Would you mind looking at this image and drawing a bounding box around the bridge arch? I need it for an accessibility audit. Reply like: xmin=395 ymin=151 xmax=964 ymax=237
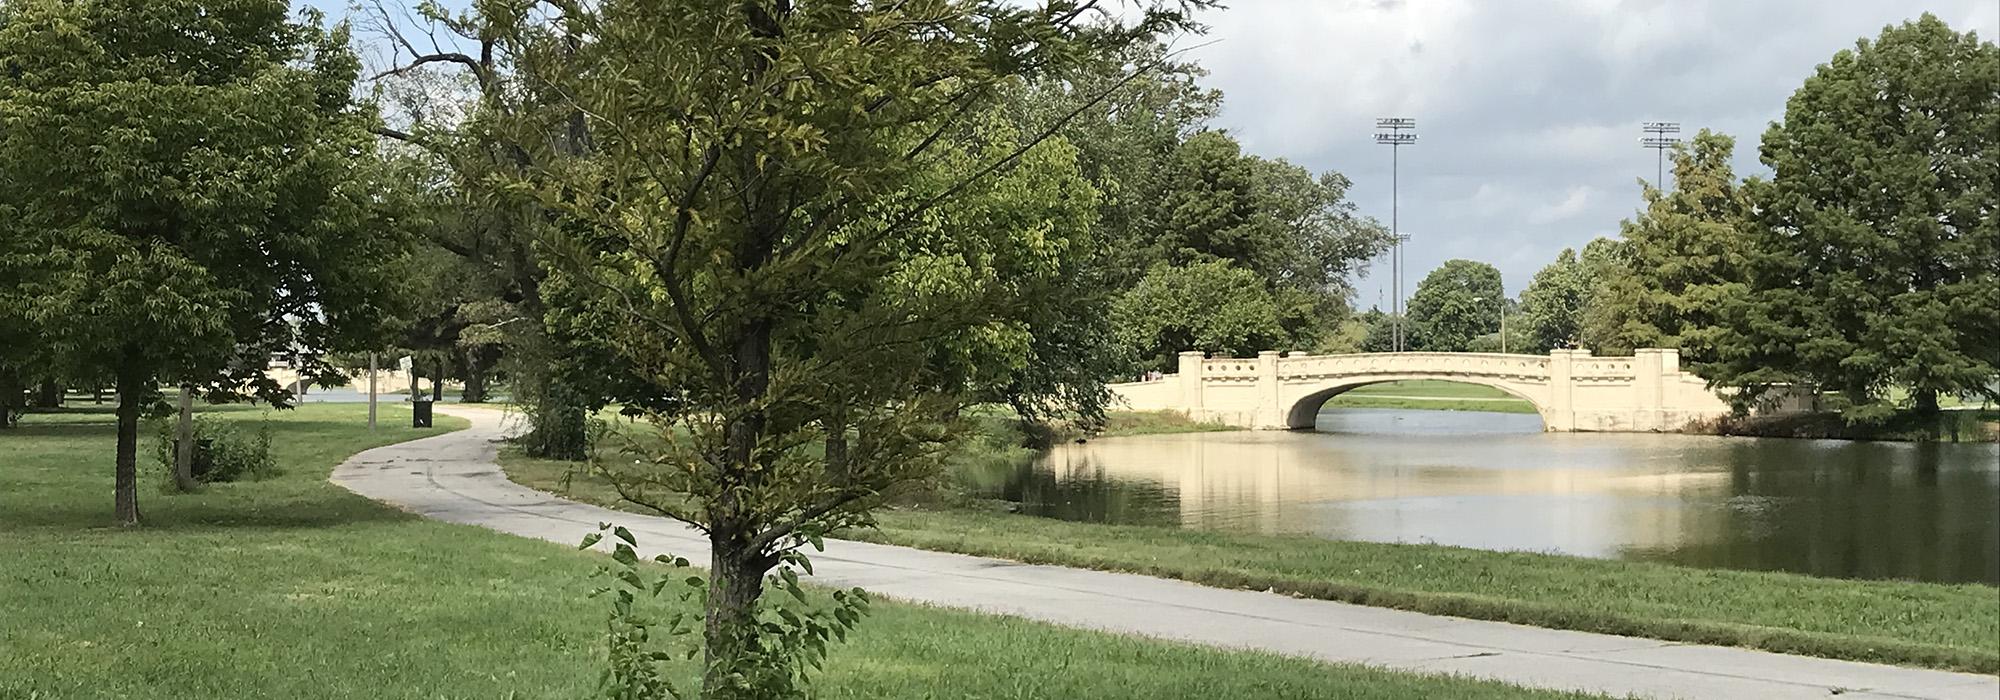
xmin=1281 ymin=376 xmax=1546 ymax=430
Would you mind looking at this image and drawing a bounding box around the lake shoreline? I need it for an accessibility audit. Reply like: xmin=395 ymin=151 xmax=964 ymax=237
xmin=499 ymin=438 xmax=2000 ymax=674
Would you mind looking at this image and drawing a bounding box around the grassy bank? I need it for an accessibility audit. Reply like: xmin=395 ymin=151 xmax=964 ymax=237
xmin=856 ymin=511 xmax=2000 ymax=673
xmin=1694 ymin=409 xmax=1999 ymax=443
xmin=505 ymin=427 xmax=2000 ymax=674
xmin=0 ymin=404 xmax=1603 ymax=699
xmin=1094 ymin=409 xmax=1239 ymax=436
xmin=1321 ymin=380 xmax=1539 ymax=414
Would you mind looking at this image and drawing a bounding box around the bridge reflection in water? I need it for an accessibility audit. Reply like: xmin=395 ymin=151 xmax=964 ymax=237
xmin=962 ymin=409 xmax=2000 ymax=585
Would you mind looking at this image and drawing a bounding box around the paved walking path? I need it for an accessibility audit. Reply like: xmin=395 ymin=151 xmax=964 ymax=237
xmin=333 ymin=406 xmax=1998 ymax=700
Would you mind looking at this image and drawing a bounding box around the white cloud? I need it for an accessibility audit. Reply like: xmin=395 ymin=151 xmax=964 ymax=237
xmin=1190 ymin=0 xmax=1998 ymax=296
xmin=1530 ymin=185 xmax=1598 ymax=225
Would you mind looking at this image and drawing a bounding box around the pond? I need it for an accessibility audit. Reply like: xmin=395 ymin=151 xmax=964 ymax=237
xmin=957 ymin=408 xmax=2000 ymax=584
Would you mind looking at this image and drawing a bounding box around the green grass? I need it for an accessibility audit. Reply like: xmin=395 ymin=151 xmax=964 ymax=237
xmin=1096 ymin=409 xmax=1239 ymax=436
xmin=505 ymin=442 xmax=2000 ymax=674
xmin=1322 ymin=380 xmax=1540 ymax=414
xmin=1698 ymin=409 xmax=2000 ymax=443
xmin=0 ymin=403 xmax=1607 ymax=699
xmin=855 ymin=511 xmax=2000 ymax=674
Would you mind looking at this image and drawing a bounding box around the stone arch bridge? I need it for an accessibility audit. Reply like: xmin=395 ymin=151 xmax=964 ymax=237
xmin=1109 ymin=349 xmax=1763 ymax=432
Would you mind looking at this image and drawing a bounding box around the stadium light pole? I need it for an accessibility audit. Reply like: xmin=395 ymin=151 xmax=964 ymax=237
xmin=1375 ymin=117 xmax=1417 ymax=351
xmin=1641 ymin=121 xmax=1681 ymax=189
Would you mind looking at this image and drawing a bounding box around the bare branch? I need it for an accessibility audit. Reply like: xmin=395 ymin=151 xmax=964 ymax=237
xmin=370 ymin=53 xmax=491 ymax=87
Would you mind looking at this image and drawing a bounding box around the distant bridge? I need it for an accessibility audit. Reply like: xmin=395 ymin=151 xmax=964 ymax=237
xmin=1109 ymin=349 xmax=1790 ymax=432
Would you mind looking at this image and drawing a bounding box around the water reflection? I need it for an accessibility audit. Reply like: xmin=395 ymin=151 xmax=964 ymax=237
xmin=954 ymin=408 xmax=2000 ymax=584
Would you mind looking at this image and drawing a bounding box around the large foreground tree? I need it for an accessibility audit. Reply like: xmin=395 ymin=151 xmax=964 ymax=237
xmin=1713 ymin=15 xmax=1999 ymax=417
xmin=499 ymin=1 xmax=1211 ymax=696
xmin=0 ymin=0 xmax=410 ymax=524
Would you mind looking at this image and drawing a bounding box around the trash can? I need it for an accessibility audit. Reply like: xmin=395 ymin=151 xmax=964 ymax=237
xmin=412 ymin=399 xmax=434 ymax=428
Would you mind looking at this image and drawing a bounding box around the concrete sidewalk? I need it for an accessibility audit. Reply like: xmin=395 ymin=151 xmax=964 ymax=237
xmin=332 ymin=405 xmax=1999 ymax=700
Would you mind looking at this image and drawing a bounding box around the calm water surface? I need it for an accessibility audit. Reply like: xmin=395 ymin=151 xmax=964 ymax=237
xmin=960 ymin=408 xmax=2000 ymax=584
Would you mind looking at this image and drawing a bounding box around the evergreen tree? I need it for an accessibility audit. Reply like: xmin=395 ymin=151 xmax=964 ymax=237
xmin=1590 ymin=130 xmax=1749 ymax=364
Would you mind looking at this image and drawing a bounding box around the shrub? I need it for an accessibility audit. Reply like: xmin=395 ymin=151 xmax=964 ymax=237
xmin=152 ymin=413 xmax=278 ymax=483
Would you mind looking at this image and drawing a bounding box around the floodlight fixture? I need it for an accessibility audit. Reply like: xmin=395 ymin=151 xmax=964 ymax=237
xmin=1641 ymin=121 xmax=1683 ymax=187
xmin=1374 ymin=117 xmax=1419 ymax=351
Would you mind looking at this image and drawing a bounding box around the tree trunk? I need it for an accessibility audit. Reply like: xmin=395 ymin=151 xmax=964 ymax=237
xmin=522 ymin=374 xmax=589 ymax=460
xmin=461 ymin=351 xmax=488 ymax=404
xmin=0 ymin=370 xmax=21 ymax=428
xmin=113 ymin=368 xmax=144 ymax=526
xmin=33 ymin=380 xmax=61 ymax=408
xmin=1913 ymin=388 xmax=1940 ymax=414
xmin=702 ymin=531 xmax=769 ymax=699
xmin=172 ymin=386 xmax=198 ymax=492
xmin=431 ymin=361 xmax=444 ymax=402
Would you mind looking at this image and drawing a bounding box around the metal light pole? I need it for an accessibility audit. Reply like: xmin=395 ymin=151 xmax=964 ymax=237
xmin=1375 ymin=117 xmax=1417 ymax=351
xmin=1641 ymin=121 xmax=1681 ymax=189
xmin=367 ymin=352 xmax=378 ymax=430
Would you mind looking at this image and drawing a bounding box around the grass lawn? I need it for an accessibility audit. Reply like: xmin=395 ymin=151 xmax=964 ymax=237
xmin=0 ymin=403 xmax=1606 ymax=699
xmin=1322 ymin=380 xmax=1540 ymax=414
xmin=505 ymin=437 xmax=2000 ymax=674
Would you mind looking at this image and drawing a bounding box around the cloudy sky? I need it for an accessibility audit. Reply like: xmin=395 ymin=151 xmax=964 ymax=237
xmin=1180 ymin=0 xmax=1998 ymax=302
xmin=311 ymin=0 xmax=1999 ymax=300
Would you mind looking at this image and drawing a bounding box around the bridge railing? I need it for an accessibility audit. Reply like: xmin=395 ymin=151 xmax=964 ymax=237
xmin=1269 ymin=352 xmax=1551 ymax=381
xmin=1200 ymin=358 xmax=1261 ymax=379
xmin=1570 ymin=358 xmax=1637 ymax=379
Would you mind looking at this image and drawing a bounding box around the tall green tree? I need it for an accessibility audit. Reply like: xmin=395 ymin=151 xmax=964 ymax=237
xmin=498 ymin=1 xmax=1210 ymax=695
xmin=1356 ymin=307 xmax=1400 ymax=353
xmin=1588 ymin=130 xmax=1749 ymax=364
xmin=1137 ymin=132 xmax=1388 ymax=322
xmin=0 ymin=0 xmax=410 ymax=525
xmin=1001 ymin=41 xmax=1219 ymax=282
xmin=1574 ymin=237 xmax=1636 ymax=354
xmin=1522 ymin=240 xmax=1625 ymax=354
xmin=1000 ymin=47 xmax=1387 ymax=368
xmin=1519 ymin=248 xmax=1588 ymax=352
xmin=361 ymin=0 xmax=601 ymax=457
xmin=1407 ymin=259 xmax=1504 ymax=352
xmin=1713 ymin=15 xmax=2000 ymax=417
xmin=1113 ymin=260 xmax=1289 ymax=367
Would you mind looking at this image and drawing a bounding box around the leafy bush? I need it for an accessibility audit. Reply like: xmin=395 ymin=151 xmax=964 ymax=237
xmin=581 ymin=524 xmax=868 ymax=700
xmin=152 ymin=413 xmax=278 ymax=483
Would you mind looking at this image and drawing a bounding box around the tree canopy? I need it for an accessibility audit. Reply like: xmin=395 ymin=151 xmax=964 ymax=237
xmin=1407 ymin=259 xmax=1504 ymax=352
xmin=1710 ymin=14 xmax=2000 ymax=417
xmin=489 ymin=1 xmax=1215 ymax=694
xmin=1518 ymin=248 xmax=1590 ymax=353
xmin=0 ymin=0 xmax=410 ymax=524
xmin=1586 ymin=130 xmax=1749 ymax=366
xmin=1113 ymin=260 xmax=1289 ymax=365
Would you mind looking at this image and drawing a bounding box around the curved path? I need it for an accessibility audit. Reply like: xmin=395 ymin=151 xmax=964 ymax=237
xmin=332 ymin=405 xmax=1997 ymax=700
